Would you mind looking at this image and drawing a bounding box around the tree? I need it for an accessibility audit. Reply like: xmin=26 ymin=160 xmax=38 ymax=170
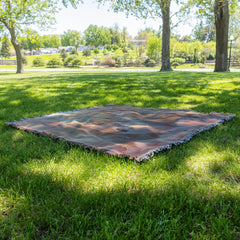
xmin=61 ymin=30 xmax=83 ymax=49
xmin=40 ymin=34 xmax=61 ymax=48
xmin=214 ymin=0 xmax=229 ymax=71
xmin=229 ymin=5 xmax=240 ymax=40
xmin=1 ymin=36 xmax=11 ymax=59
xmin=193 ymin=21 xmax=215 ymax=42
xmin=159 ymin=0 xmax=172 ymax=71
xmin=134 ymin=28 xmax=154 ymax=44
xmin=146 ymin=36 xmax=162 ymax=63
xmin=109 ymin=24 xmax=121 ymax=45
xmin=0 ymin=0 xmax=60 ymax=73
xmin=20 ymin=29 xmax=42 ymax=51
xmin=84 ymin=25 xmax=111 ymax=47
xmin=0 ymin=0 xmax=82 ymax=73
xmin=121 ymin=27 xmax=128 ymax=44
xmin=188 ymin=0 xmax=239 ymax=72
xmin=96 ymin=0 xmax=177 ymax=71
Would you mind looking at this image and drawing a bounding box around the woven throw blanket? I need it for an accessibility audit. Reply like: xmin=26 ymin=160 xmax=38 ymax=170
xmin=5 ymin=105 xmax=235 ymax=162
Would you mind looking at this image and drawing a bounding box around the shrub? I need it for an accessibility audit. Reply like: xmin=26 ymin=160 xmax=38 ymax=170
xmin=102 ymin=57 xmax=116 ymax=67
xmin=123 ymin=53 xmax=130 ymax=67
xmin=64 ymin=56 xmax=75 ymax=66
xmin=47 ymin=57 xmax=62 ymax=68
xmin=112 ymin=44 xmax=119 ymax=51
xmin=112 ymin=55 xmax=123 ymax=67
xmin=173 ymin=50 xmax=187 ymax=59
xmin=33 ymin=56 xmax=45 ymax=67
xmin=103 ymin=49 xmax=108 ymax=55
xmin=171 ymin=62 xmax=180 ymax=68
xmin=122 ymin=47 xmax=128 ymax=53
xmin=126 ymin=60 xmax=134 ymax=67
xmin=170 ymin=58 xmax=185 ymax=65
xmin=71 ymin=57 xmax=83 ymax=67
xmin=94 ymin=48 xmax=99 ymax=54
xmin=133 ymin=58 xmax=143 ymax=67
xmin=70 ymin=48 xmax=78 ymax=55
xmin=94 ymin=58 xmax=101 ymax=66
xmin=129 ymin=43 xmax=134 ymax=50
xmin=208 ymin=54 xmax=215 ymax=60
xmin=114 ymin=49 xmax=124 ymax=55
xmin=82 ymin=49 xmax=91 ymax=57
xmin=60 ymin=49 xmax=68 ymax=60
xmin=200 ymin=56 xmax=207 ymax=64
xmin=147 ymin=36 xmax=161 ymax=62
xmin=22 ymin=56 xmax=28 ymax=65
xmin=144 ymin=58 xmax=156 ymax=67
xmin=106 ymin=45 xmax=112 ymax=51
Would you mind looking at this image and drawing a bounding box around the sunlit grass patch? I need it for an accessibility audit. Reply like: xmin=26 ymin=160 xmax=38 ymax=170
xmin=0 ymin=71 xmax=239 ymax=239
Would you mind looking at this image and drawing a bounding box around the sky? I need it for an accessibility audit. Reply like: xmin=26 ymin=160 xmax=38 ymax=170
xmin=40 ymin=1 xmax=195 ymax=37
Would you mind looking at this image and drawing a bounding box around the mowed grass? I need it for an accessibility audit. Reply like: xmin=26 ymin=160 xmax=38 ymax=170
xmin=0 ymin=71 xmax=239 ymax=239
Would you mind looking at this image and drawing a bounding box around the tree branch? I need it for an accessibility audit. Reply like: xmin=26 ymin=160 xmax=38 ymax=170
xmin=0 ymin=18 xmax=11 ymax=30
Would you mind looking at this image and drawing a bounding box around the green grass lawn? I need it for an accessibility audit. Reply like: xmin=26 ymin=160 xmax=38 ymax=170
xmin=0 ymin=71 xmax=239 ymax=239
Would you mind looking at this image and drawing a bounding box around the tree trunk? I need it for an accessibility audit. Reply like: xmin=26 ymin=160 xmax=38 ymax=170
xmin=160 ymin=0 xmax=172 ymax=71
xmin=9 ymin=27 xmax=24 ymax=73
xmin=214 ymin=0 xmax=229 ymax=72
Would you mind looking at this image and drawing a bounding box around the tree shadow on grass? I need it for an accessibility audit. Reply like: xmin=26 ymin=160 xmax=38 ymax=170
xmin=1 ymin=71 xmax=239 ymax=168
xmin=1 ymin=143 xmax=240 ymax=239
xmin=0 ymin=71 xmax=240 ymax=239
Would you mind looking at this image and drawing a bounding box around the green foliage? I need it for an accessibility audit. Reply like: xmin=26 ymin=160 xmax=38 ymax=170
xmin=0 ymin=37 xmax=11 ymax=59
xmin=103 ymin=49 xmax=108 ymax=55
xmin=60 ymin=49 xmax=68 ymax=60
xmin=114 ymin=49 xmax=124 ymax=55
xmin=122 ymin=47 xmax=128 ymax=53
xmin=93 ymin=48 xmax=100 ymax=54
xmin=171 ymin=62 xmax=180 ymax=68
xmin=146 ymin=36 xmax=161 ymax=63
xmin=71 ymin=57 xmax=83 ymax=67
xmin=94 ymin=58 xmax=101 ymax=66
xmin=62 ymin=0 xmax=82 ymax=8
xmin=112 ymin=43 xmax=119 ymax=51
xmin=64 ymin=55 xmax=83 ymax=67
xmin=64 ymin=55 xmax=76 ymax=66
xmin=47 ymin=57 xmax=63 ymax=68
xmin=70 ymin=48 xmax=78 ymax=55
xmin=102 ymin=57 xmax=116 ymax=67
xmin=61 ymin=30 xmax=83 ymax=49
xmin=231 ymin=44 xmax=240 ymax=62
xmin=82 ymin=49 xmax=91 ymax=57
xmin=135 ymin=45 xmax=146 ymax=59
xmin=0 ymin=72 xmax=240 ymax=239
xmin=19 ymin=29 xmax=42 ymax=51
xmin=229 ymin=5 xmax=240 ymax=41
xmin=135 ymin=28 xmax=154 ymax=42
xmin=121 ymin=27 xmax=128 ymax=44
xmin=40 ymin=34 xmax=61 ymax=48
xmin=106 ymin=44 xmax=112 ymax=51
xmin=171 ymin=58 xmax=186 ymax=65
xmin=22 ymin=56 xmax=28 ymax=65
xmin=123 ymin=53 xmax=130 ymax=66
xmin=193 ymin=21 xmax=215 ymax=42
xmin=33 ymin=56 xmax=45 ymax=67
xmin=133 ymin=58 xmax=144 ymax=67
xmin=171 ymin=39 xmax=216 ymax=62
xmin=84 ymin=25 xmax=111 ymax=47
xmin=0 ymin=0 xmax=60 ymax=32
xmin=144 ymin=58 xmax=157 ymax=67
xmin=109 ymin=24 xmax=121 ymax=45
xmin=112 ymin=55 xmax=123 ymax=67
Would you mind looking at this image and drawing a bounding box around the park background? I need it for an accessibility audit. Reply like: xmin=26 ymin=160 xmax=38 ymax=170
xmin=0 ymin=1 xmax=239 ymax=70
xmin=0 ymin=1 xmax=240 ymax=239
